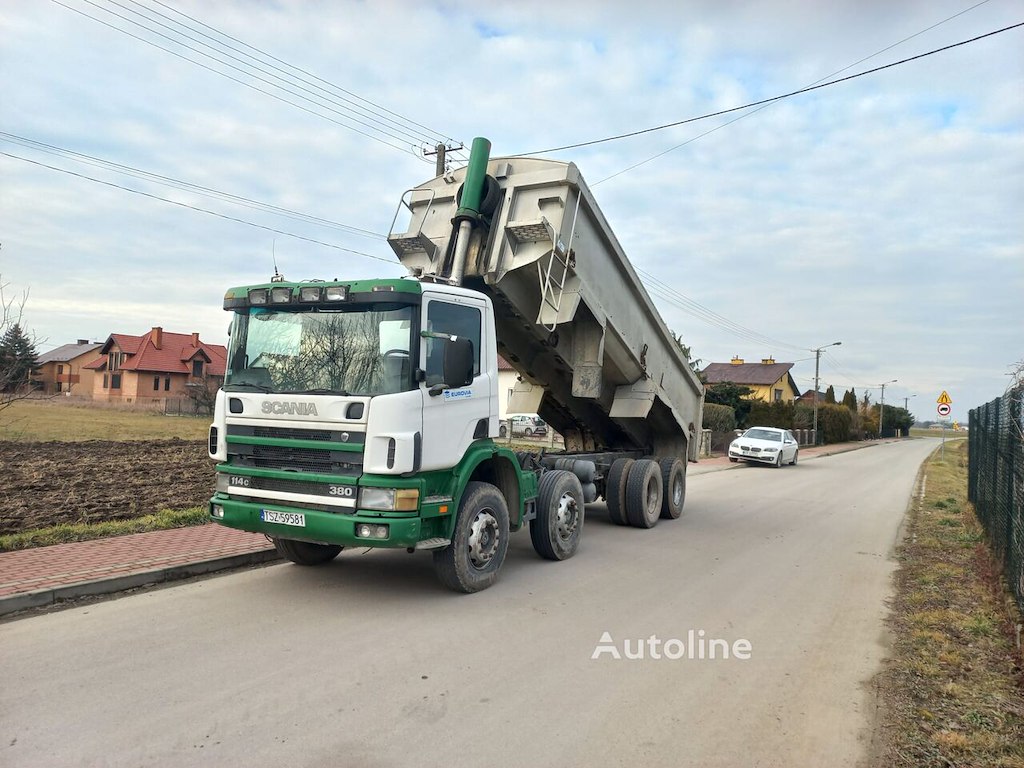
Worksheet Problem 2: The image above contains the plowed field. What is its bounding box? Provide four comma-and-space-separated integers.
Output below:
0, 440, 213, 534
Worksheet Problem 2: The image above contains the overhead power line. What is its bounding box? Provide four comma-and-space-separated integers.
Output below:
51, 0, 467, 161
516, 20, 1024, 157
137, 0, 465, 159
594, 0, 997, 185
0, 132, 385, 239
1, 152, 398, 265
637, 267, 808, 353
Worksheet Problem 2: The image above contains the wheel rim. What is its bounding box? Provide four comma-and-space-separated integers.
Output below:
671, 474, 684, 506
555, 492, 579, 541
646, 476, 660, 519
467, 509, 501, 569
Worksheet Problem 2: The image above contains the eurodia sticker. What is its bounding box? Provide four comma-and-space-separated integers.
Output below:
443, 388, 473, 401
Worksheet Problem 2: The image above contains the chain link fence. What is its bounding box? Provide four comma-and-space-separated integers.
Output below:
968, 385, 1024, 612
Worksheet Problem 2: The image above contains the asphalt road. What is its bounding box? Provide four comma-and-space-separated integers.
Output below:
0, 438, 940, 768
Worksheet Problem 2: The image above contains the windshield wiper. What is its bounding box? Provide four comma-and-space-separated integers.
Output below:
287, 388, 349, 395
225, 382, 272, 392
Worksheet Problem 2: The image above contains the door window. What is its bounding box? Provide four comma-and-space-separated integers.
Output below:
425, 301, 481, 386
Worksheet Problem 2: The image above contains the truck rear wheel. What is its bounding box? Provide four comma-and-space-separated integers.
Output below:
625, 459, 663, 529
605, 458, 634, 526
659, 458, 686, 520
531, 470, 584, 561
433, 481, 510, 593
272, 538, 343, 565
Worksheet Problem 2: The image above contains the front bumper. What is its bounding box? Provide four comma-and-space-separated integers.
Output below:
728, 448, 778, 464
209, 494, 428, 548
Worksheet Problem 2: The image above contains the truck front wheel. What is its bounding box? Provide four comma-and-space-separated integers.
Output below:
531, 470, 584, 561
433, 482, 510, 593
272, 538, 343, 565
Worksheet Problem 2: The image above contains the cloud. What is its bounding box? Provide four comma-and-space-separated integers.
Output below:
1, 0, 1020, 421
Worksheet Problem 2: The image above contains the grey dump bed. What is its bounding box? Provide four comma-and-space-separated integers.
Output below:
388, 157, 704, 460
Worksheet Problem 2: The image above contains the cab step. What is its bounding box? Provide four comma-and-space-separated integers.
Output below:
415, 538, 451, 551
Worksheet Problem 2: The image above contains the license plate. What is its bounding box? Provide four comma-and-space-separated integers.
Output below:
261, 509, 305, 527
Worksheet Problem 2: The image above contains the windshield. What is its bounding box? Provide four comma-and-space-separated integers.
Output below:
743, 428, 782, 442
224, 303, 415, 396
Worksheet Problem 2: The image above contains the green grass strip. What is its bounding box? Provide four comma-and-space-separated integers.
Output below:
0, 507, 210, 552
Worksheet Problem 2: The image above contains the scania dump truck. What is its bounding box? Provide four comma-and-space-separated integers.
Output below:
208, 137, 704, 592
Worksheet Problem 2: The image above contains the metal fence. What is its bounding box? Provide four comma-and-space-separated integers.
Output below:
163, 397, 211, 417
968, 385, 1024, 612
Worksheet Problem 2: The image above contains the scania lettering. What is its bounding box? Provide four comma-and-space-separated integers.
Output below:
261, 401, 319, 416
209, 137, 704, 592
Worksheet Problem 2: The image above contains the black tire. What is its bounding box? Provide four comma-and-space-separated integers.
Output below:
658, 457, 686, 520
433, 481, 510, 593
525, 428, 534, 437
791, 450, 798, 466
774, 451, 783, 468
728, 457, 738, 463
605, 458, 634, 526
273, 538, 343, 565
530, 470, 584, 561
625, 459, 663, 529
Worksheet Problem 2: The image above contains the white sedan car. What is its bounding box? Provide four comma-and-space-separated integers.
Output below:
728, 427, 799, 467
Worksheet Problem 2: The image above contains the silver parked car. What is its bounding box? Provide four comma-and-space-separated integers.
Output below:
728, 427, 799, 467
499, 414, 548, 439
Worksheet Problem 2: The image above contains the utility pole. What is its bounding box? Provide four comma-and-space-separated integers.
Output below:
423, 142, 463, 177
812, 341, 841, 445
433, 143, 446, 177
878, 379, 897, 438
903, 394, 916, 411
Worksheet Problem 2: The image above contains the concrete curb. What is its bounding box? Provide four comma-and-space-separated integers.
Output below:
0, 548, 280, 618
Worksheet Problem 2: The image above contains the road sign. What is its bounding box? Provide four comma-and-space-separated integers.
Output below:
937, 391, 952, 405
937, 403, 951, 417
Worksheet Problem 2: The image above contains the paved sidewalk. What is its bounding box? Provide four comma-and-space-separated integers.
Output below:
0, 524, 277, 617
0, 439, 879, 618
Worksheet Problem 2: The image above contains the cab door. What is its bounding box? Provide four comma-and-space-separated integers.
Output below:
419, 293, 490, 471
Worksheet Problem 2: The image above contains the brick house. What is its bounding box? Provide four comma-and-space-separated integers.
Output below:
34, 340, 102, 396
702, 356, 801, 403
86, 327, 226, 406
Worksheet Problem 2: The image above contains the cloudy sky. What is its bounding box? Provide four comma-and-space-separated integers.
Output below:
2, 0, 1021, 422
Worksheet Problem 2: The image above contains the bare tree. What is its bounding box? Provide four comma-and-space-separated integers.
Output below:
185, 372, 221, 416
0, 274, 42, 412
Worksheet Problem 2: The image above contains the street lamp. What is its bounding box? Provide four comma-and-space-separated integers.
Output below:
903, 394, 917, 410
812, 341, 842, 445
878, 379, 897, 438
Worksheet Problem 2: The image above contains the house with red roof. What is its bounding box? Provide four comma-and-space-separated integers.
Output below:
86, 327, 226, 406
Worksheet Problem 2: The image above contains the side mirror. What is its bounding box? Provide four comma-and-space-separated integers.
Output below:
442, 337, 474, 388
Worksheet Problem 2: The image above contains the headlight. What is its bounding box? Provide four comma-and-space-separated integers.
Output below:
270, 286, 292, 303
248, 288, 269, 305
359, 487, 419, 511
763, 447, 778, 453
299, 286, 322, 302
